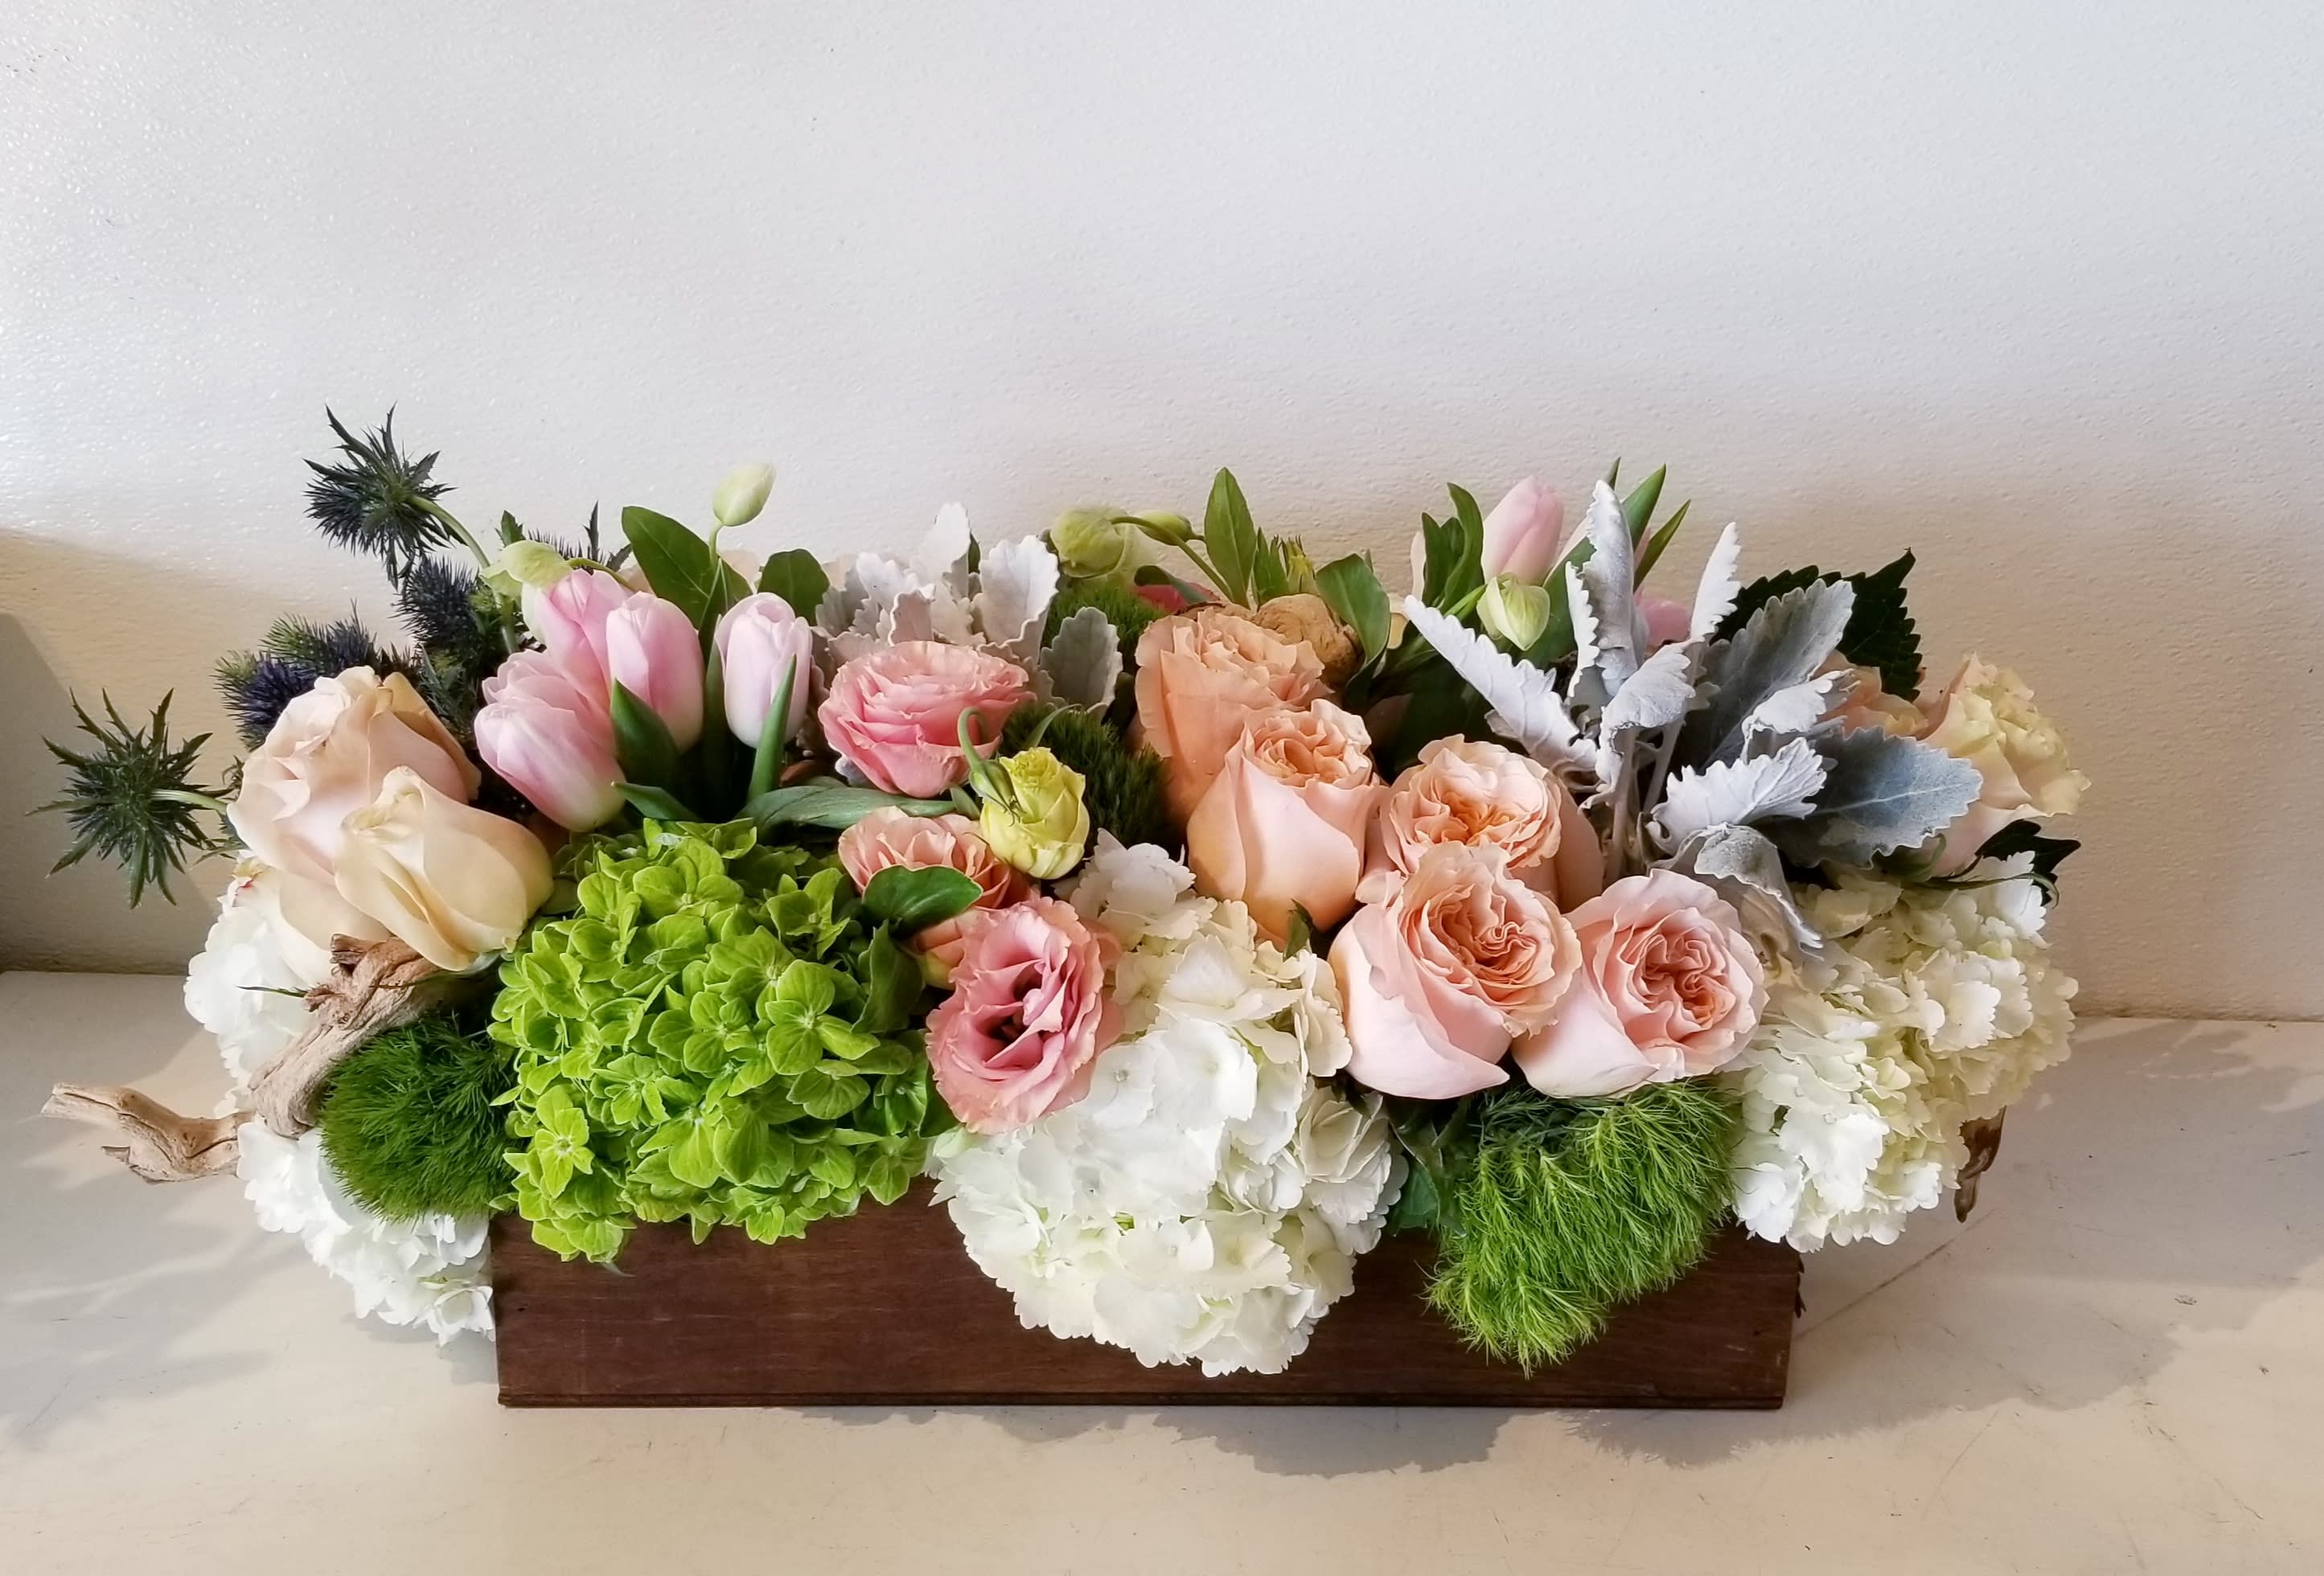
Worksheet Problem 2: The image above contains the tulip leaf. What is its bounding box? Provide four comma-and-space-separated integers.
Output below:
1315, 552, 1390, 663
860, 864, 983, 931
758, 549, 830, 619
610, 680, 683, 791
1201, 468, 1261, 605
1620, 465, 1667, 544
622, 506, 749, 634
1419, 489, 1486, 610
744, 778, 955, 831
617, 781, 697, 823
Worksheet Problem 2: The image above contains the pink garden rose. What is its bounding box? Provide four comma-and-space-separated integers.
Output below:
925, 896, 1121, 1134
1331, 843, 1582, 1100
1186, 700, 1381, 942
229, 668, 480, 887
476, 651, 624, 831
1133, 605, 1328, 821
838, 807, 1032, 979
818, 640, 1033, 798
1513, 870, 1767, 1098
1478, 476, 1566, 581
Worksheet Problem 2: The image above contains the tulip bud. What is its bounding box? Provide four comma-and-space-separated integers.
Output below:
1478, 574, 1552, 650
1051, 506, 1133, 577
713, 593, 816, 747
1133, 511, 1197, 548
495, 540, 573, 591
476, 655, 624, 831
975, 748, 1092, 880
712, 462, 776, 528
1480, 477, 1566, 582
605, 594, 706, 750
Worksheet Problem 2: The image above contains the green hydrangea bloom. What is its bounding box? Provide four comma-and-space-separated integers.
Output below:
493, 819, 951, 1264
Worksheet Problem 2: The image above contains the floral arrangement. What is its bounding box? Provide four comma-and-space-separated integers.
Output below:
42, 413, 2086, 1373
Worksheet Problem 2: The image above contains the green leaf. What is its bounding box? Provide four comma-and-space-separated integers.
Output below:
1619, 465, 1667, 544
1132, 564, 1213, 605
1315, 552, 1390, 663
617, 781, 696, 822
1201, 469, 1259, 605
1420, 490, 1487, 609
1283, 903, 1316, 957
622, 505, 749, 633
610, 682, 682, 790
1384, 1157, 1442, 1233
860, 865, 982, 930
1964, 819, 2080, 897
745, 779, 954, 831
1633, 499, 1691, 584
757, 548, 830, 618
857, 929, 924, 1034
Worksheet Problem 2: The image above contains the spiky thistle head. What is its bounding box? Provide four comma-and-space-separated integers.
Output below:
39, 692, 232, 905
215, 614, 409, 747
305, 408, 461, 577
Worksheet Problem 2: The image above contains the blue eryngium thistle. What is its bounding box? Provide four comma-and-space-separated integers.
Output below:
39, 692, 233, 905
215, 614, 409, 746
305, 408, 480, 577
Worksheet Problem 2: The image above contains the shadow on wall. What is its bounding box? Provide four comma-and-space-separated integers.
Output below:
0, 533, 252, 972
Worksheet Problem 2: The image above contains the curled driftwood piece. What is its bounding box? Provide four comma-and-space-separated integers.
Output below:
247, 935, 466, 1138
42, 1085, 242, 1183
1953, 1112, 2008, 1221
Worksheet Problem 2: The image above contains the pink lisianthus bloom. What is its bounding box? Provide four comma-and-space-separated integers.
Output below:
925, 896, 1120, 1134
476, 651, 623, 831
1513, 870, 1767, 1098
837, 807, 1032, 980
1331, 842, 1582, 1100
817, 641, 1033, 798
1185, 700, 1381, 942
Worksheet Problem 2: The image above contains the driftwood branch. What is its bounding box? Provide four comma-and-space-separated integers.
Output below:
1953, 1112, 2008, 1221
246, 936, 465, 1138
41, 1085, 241, 1183
45, 934, 478, 1184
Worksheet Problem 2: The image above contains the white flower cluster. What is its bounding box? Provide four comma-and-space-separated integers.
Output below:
929, 838, 1404, 1375
184, 880, 495, 1343
1727, 856, 2078, 1250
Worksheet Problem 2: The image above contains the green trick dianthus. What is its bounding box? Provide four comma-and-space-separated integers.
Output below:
318, 1012, 515, 1221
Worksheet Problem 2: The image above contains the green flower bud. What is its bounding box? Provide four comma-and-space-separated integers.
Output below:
976, 747, 1092, 880
1478, 574, 1553, 650
1050, 506, 1133, 577
712, 462, 776, 528
1130, 511, 1196, 548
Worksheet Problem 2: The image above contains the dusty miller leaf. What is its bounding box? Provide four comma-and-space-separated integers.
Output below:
1571, 482, 1640, 708
1652, 736, 1828, 846
1663, 824, 1824, 958
1679, 580, 1856, 765
1689, 521, 1745, 640
973, 536, 1061, 662
1400, 597, 1593, 779
1038, 605, 1123, 710
1768, 726, 1981, 866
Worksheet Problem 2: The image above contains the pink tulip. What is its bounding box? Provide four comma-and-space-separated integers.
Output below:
606, 593, 705, 749
1479, 477, 1566, 582
714, 593, 817, 748
476, 652, 624, 831
523, 568, 633, 695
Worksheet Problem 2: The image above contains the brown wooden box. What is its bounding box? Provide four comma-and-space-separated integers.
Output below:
491, 1184, 1800, 1408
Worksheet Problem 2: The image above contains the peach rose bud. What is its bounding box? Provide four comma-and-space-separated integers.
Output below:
1513, 870, 1766, 1098
1132, 605, 1328, 823
838, 807, 1031, 981
1186, 700, 1382, 942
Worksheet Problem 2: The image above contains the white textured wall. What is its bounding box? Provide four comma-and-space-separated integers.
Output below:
2, 2, 2319, 1017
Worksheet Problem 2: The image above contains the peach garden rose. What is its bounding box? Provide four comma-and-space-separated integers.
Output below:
1361, 736, 1603, 909
1133, 604, 1328, 821
1185, 699, 1382, 942
838, 807, 1032, 980
1513, 870, 1766, 1098
1331, 842, 1581, 1100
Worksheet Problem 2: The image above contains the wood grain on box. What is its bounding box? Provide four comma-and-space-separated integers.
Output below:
492, 1184, 1799, 1408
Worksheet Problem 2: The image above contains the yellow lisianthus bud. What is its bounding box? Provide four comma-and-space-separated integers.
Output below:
1478, 573, 1552, 650
1051, 506, 1133, 577
712, 462, 776, 528
976, 747, 1093, 880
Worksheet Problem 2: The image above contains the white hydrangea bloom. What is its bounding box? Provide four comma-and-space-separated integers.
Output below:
237, 1123, 494, 1344
933, 839, 1402, 1375
187, 872, 494, 1344
1727, 855, 2077, 1250
183, 869, 318, 1096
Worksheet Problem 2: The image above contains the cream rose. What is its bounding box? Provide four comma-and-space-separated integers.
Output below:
331, 768, 553, 971
1186, 700, 1382, 942
1133, 605, 1328, 821
1513, 870, 1766, 1098
229, 668, 480, 886
1331, 843, 1581, 1100
1361, 736, 1602, 909
1916, 655, 2088, 874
